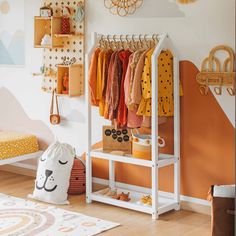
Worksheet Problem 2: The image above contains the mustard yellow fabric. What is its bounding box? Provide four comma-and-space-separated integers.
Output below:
137, 49, 183, 117
0, 131, 39, 160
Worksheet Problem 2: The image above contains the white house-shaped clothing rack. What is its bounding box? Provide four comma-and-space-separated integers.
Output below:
85, 32, 180, 220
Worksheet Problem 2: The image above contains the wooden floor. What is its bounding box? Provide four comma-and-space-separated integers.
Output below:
0, 171, 211, 236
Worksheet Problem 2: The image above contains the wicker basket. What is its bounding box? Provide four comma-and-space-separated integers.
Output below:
132, 130, 165, 160
68, 158, 86, 195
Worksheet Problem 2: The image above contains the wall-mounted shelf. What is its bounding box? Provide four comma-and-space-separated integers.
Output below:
37, 0, 85, 94
57, 64, 84, 97
54, 33, 84, 38
34, 16, 64, 48
196, 45, 235, 96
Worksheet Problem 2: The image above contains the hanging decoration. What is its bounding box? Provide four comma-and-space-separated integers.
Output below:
104, 0, 143, 17
177, 0, 197, 4
75, 1, 85, 23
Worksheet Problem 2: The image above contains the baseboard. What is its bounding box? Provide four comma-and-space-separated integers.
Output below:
93, 177, 211, 216
180, 200, 211, 215
0, 165, 36, 177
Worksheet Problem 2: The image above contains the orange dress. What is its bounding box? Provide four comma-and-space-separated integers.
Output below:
88, 48, 100, 106
117, 50, 132, 127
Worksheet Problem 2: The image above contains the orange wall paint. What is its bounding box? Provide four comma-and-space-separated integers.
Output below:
91, 61, 235, 200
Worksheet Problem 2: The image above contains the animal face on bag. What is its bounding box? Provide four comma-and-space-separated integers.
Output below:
30, 141, 76, 204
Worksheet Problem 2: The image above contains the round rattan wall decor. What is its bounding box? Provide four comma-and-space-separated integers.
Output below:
104, 0, 143, 17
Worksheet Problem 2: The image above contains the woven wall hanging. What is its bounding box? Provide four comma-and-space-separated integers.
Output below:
104, 0, 143, 17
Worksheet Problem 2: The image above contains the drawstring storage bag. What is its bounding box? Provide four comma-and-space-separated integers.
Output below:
29, 141, 76, 204
75, 1, 85, 23
61, 6, 71, 34
50, 89, 61, 125
132, 129, 165, 160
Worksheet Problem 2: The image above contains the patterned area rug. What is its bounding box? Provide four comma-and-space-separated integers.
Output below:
0, 194, 119, 236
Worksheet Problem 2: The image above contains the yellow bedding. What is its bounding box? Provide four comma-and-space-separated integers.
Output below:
0, 131, 39, 160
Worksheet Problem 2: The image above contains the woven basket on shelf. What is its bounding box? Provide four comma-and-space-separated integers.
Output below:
68, 158, 86, 195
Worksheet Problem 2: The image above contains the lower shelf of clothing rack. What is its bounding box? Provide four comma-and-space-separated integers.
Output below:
90, 187, 179, 215
90, 148, 178, 168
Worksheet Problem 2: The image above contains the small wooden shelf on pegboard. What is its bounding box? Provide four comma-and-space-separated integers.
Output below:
34, 16, 64, 49
56, 64, 84, 97
54, 33, 84, 38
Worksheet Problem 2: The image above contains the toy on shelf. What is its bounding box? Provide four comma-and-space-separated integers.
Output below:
137, 195, 152, 206
113, 192, 131, 202
40, 4, 53, 17
196, 45, 235, 96
41, 34, 52, 46
62, 73, 69, 94
99, 188, 118, 197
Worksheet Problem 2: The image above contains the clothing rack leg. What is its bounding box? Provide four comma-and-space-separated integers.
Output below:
152, 165, 159, 220
109, 160, 115, 189
86, 35, 95, 204
151, 41, 160, 220
86, 153, 92, 204
173, 57, 180, 210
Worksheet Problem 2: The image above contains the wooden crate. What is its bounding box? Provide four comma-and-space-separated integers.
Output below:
34, 16, 63, 48
57, 64, 84, 97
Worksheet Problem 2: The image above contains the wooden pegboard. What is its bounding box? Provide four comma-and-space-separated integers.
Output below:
41, 0, 84, 95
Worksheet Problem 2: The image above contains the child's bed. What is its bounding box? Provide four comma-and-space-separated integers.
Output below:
0, 131, 43, 165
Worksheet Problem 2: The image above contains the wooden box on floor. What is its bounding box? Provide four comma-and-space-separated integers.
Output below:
57, 64, 84, 97
34, 16, 63, 48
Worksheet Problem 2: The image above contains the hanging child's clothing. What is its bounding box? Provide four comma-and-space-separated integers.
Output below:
124, 53, 143, 128
88, 42, 184, 129
133, 49, 152, 128
117, 50, 132, 127
96, 50, 106, 116
137, 48, 154, 117
130, 49, 149, 109
96, 49, 113, 117
104, 51, 122, 120
137, 49, 183, 117
89, 48, 101, 106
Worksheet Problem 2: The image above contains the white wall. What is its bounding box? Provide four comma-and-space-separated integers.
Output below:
86, 0, 235, 126
0, 0, 235, 162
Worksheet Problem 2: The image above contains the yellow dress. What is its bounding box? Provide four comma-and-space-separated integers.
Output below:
137, 49, 183, 117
